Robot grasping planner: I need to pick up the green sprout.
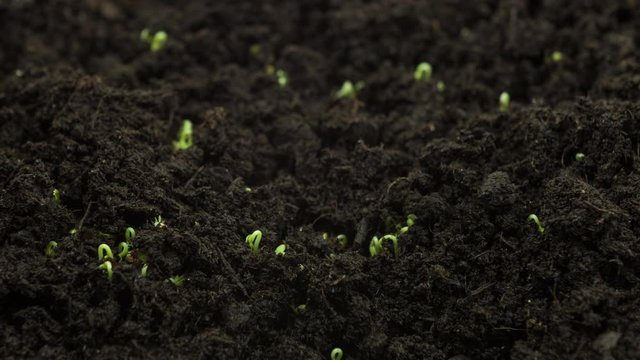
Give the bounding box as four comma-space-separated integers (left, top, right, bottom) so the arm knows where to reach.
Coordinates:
152, 215, 166, 228
331, 348, 344, 360
45, 241, 58, 257
168, 275, 185, 287
336, 234, 348, 248
499, 92, 510, 112
140, 29, 168, 52
528, 214, 545, 234
276, 69, 288, 88
369, 234, 399, 257
98, 261, 113, 282
414, 62, 432, 81
52, 189, 61, 204
140, 264, 148, 278
335, 81, 365, 99
575, 152, 585, 161
436, 80, 446, 92
249, 44, 261, 56
292, 303, 307, 314
69, 228, 77, 236
246, 230, 262, 253
98, 244, 114, 261
118, 242, 130, 261
406, 214, 417, 227
125, 227, 136, 242
550, 51, 563, 63
244, 187, 252, 193
173, 119, 193, 151
275, 244, 286, 256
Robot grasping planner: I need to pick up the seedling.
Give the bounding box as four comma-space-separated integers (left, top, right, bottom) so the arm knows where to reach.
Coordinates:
331, 348, 344, 360
173, 120, 193, 151
45, 241, 58, 257
276, 69, 288, 88
275, 244, 286, 256
168, 275, 185, 287
414, 62, 432, 81
436, 80, 446, 92
575, 152, 585, 161
98, 261, 113, 282
118, 242, 130, 261
140, 29, 168, 52
550, 51, 563, 63
249, 44, 261, 55
246, 230, 262, 253
528, 214, 545, 234
98, 244, 114, 261
499, 92, 510, 112
52, 189, 61, 204
152, 215, 166, 228
124, 227, 136, 243
336, 234, 348, 248
140, 264, 148, 278
292, 303, 306, 314
406, 214, 417, 227
336, 81, 365, 99
244, 187, 252, 193
369, 234, 400, 257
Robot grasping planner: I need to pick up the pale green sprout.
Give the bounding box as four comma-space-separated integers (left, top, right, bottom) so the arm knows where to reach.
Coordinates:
118, 242, 130, 261
168, 275, 185, 287
276, 69, 288, 88
152, 215, 166, 228
98, 261, 113, 282
125, 227, 136, 243
575, 152, 585, 161
140, 264, 149, 278
275, 244, 286, 256
406, 214, 417, 227
52, 189, 61, 204
249, 44, 261, 56
436, 81, 446, 92
331, 348, 344, 360
45, 241, 58, 257
244, 187, 252, 193
551, 51, 563, 63
499, 92, 510, 112
173, 119, 193, 151
246, 230, 262, 253
369, 234, 400, 257
414, 62, 432, 81
336, 234, 348, 248
69, 228, 77, 236
98, 244, 114, 261
336, 81, 365, 99
140, 29, 168, 52
528, 214, 545, 234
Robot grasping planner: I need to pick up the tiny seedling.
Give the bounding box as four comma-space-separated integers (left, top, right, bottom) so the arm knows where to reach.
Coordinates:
292, 303, 307, 314
246, 230, 262, 253
528, 214, 545, 234
140, 29, 168, 52
173, 120, 193, 151
98, 261, 113, 282
98, 244, 114, 261
275, 244, 286, 256
382, 234, 399, 257
244, 187, 252, 193
550, 51, 563, 63
45, 241, 58, 257
125, 227, 136, 243
140, 264, 148, 278
437, 80, 446, 92
331, 348, 344, 360
69, 228, 77, 236
52, 189, 61, 204
336, 81, 365, 99
152, 215, 166, 228
499, 92, 510, 112
414, 62, 432, 81
406, 214, 417, 227
575, 152, 585, 161
276, 69, 288, 88
168, 275, 185, 287
249, 44, 261, 55
336, 234, 348, 248
369, 236, 383, 257
118, 242, 130, 261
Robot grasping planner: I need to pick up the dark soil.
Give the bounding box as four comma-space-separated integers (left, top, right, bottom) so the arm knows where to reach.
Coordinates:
1, 0, 640, 359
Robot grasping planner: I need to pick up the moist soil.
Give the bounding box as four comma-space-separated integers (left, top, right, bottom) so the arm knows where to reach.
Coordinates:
1, 0, 640, 359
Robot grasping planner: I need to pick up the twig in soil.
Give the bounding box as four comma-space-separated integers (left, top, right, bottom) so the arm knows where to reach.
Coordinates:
216, 247, 248, 297
469, 282, 495, 297
582, 200, 629, 219
76, 201, 93, 234
184, 166, 204, 188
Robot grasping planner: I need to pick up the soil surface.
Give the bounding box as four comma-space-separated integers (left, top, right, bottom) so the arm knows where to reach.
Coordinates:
1, 0, 640, 359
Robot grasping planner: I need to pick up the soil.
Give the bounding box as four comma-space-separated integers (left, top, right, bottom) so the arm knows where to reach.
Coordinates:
1, 0, 640, 359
